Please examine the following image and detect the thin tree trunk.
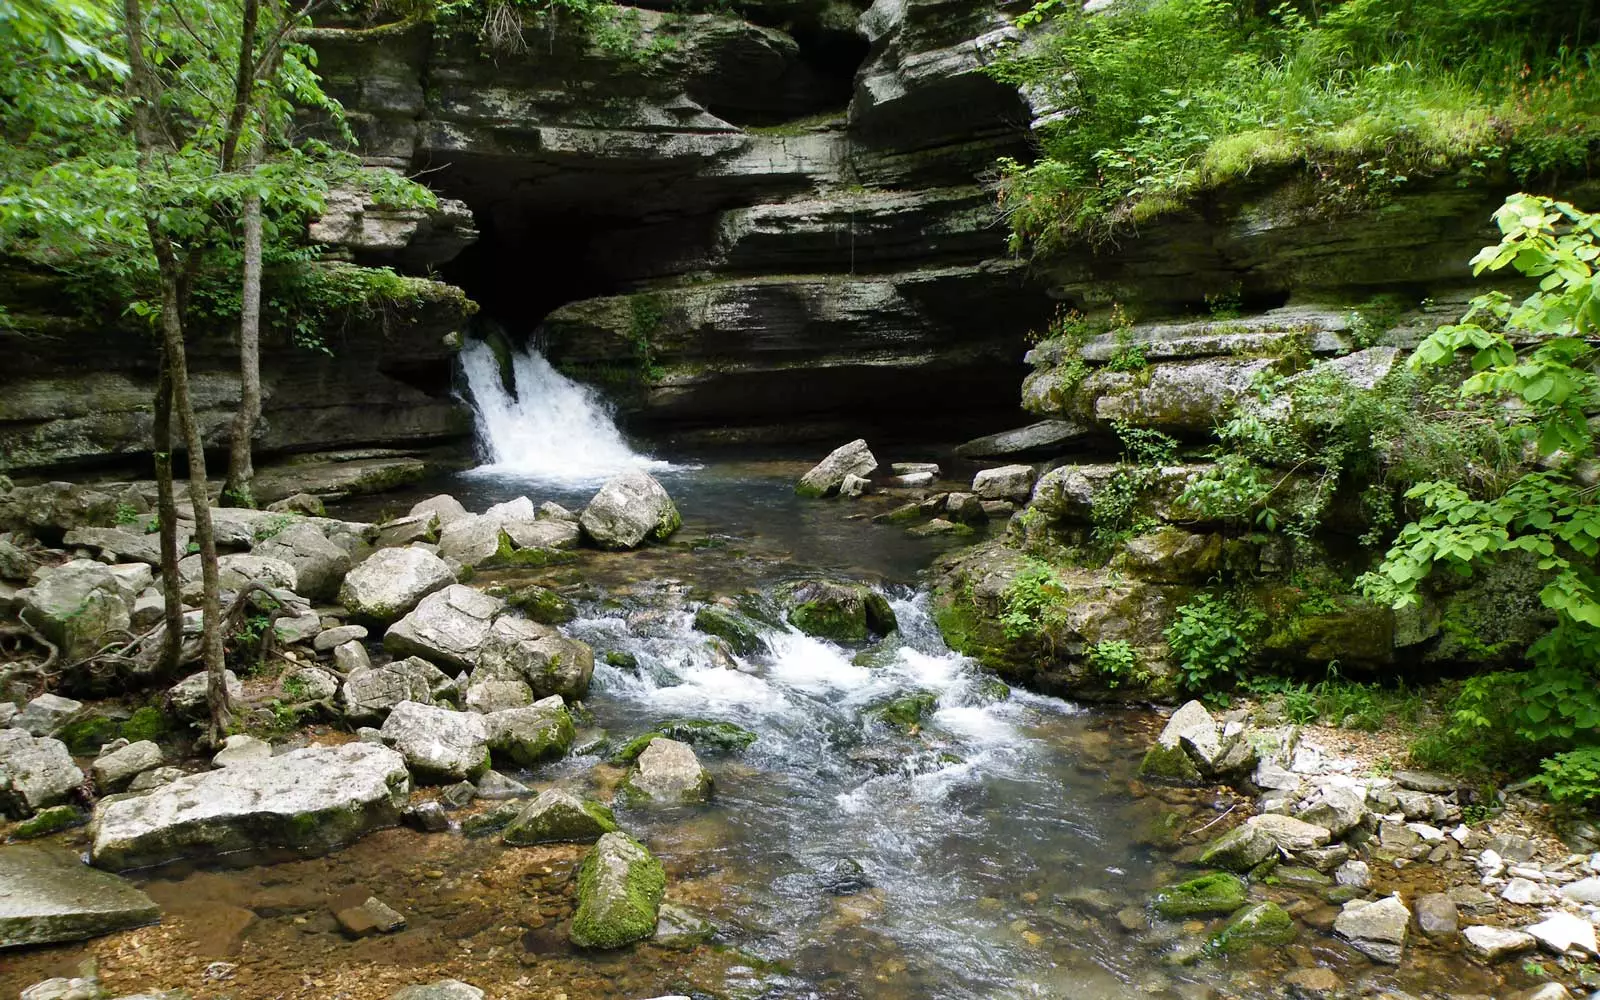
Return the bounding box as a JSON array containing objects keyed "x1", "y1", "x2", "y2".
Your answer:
[
  {"x1": 223, "y1": 186, "x2": 262, "y2": 506},
  {"x1": 125, "y1": 0, "x2": 230, "y2": 740},
  {"x1": 153, "y1": 352, "x2": 183, "y2": 673}
]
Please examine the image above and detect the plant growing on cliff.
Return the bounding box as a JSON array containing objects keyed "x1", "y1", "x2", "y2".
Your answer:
[{"x1": 1165, "y1": 592, "x2": 1266, "y2": 693}]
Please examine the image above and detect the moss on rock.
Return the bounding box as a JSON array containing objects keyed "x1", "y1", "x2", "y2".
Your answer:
[
  {"x1": 1152, "y1": 872, "x2": 1247, "y2": 918},
  {"x1": 502, "y1": 585, "x2": 577, "y2": 624},
  {"x1": 569, "y1": 832, "x2": 667, "y2": 950},
  {"x1": 13, "y1": 804, "x2": 86, "y2": 839},
  {"x1": 1138, "y1": 743, "x2": 1203, "y2": 784},
  {"x1": 1207, "y1": 901, "x2": 1297, "y2": 954},
  {"x1": 869, "y1": 691, "x2": 939, "y2": 731},
  {"x1": 692, "y1": 605, "x2": 766, "y2": 656}
]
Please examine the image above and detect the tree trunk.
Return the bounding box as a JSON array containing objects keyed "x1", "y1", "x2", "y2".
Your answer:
[
  {"x1": 153, "y1": 352, "x2": 183, "y2": 673},
  {"x1": 223, "y1": 187, "x2": 262, "y2": 507}
]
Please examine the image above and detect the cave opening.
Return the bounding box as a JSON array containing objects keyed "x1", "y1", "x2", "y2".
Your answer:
[{"x1": 696, "y1": 21, "x2": 870, "y2": 126}]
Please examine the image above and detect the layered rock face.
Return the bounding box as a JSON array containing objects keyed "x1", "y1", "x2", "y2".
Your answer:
[{"x1": 312, "y1": 0, "x2": 1048, "y2": 444}]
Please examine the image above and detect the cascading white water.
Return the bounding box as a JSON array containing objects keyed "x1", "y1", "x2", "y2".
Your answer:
[{"x1": 458, "y1": 338, "x2": 667, "y2": 481}]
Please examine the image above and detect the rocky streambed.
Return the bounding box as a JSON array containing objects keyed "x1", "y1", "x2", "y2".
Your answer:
[{"x1": 0, "y1": 456, "x2": 1592, "y2": 1000}]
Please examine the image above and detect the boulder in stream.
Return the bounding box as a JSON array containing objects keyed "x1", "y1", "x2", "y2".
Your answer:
[
  {"x1": 569, "y1": 832, "x2": 666, "y2": 949},
  {"x1": 484, "y1": 697, "x2": 575, "y2": 767},
  {"x1": 503, "y1": 788, "x2": 618, "y2": 846},
  {"x1": 1206, "y1": 901, "x2": 1297, "y2": 953},
  {"x1": 579, "y1": 472, "x2": 681, "y2": 550},
  {"x1": 620, "y1": 738, "x2": 712, "y2": 805},
  {"x1": 0, "y1": 844, "x2": 160, "y2": 948},
  {"x1": 339, "y1": 546, "x2": 455, "y2": 623},
  {"x1": 380, "y1": 701, "x2": 492, "y2": 783},
  {"x1": 778, "y1": 580, "x2": 898, "y2": 643},
  {"x1": 0, "y1": 730, "x2": 85, "y2": 818},
  {"x1": 1334, "y1": 894, "x2": 1410, "y2": 963},
  {"x1": 342, "y1": 656, "x2": 458, "y2": 725},
  {"x1": 1151, "y1": 872, "x2": 1247, "y2": 918},
  {"x1": 89, "y1": 742, "x2": 411, "y2": 870},
  {"x1": 795, "y1": 439, "x2": 878, "y2": 498}
]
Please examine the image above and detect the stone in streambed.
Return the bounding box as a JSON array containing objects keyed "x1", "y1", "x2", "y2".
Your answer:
[
  {"x1": 1461, "y1": 924, "x2": 1536, "y2": 961},
  {"x1": 579, "y1": 472, "x2": 681, "y2": 550},
  {"x1": 383, "y1": 584, "x2": 503, "y2": 671},
  {"x1": 391, "y1": 982, "x2": 483, "y2": 1000},
  {"x1": 1334, "y1": 894, "x2": 1409, "y2": 964},
  {"x1": 569, "y1": 832, "x2": 666, "y2": 950},
  {"x1": 341, "y1": 656, "x2": 457, "y2": 725},
  {"x1": 1198, "y1": 823, "x2": 1278, "y2": 872},
  {"x1": 335, "y1": 895, "x2": 406, "y2": 937},
  {"x1": 88, "y1": 742, "x2": 410, "y2": 870},
  {"x1": 868, "y1": 691, "x2": 938, "y2": 731},
  {"x1": 1207, "y1": 901, "x2": 1296, "y2": 953},
  {"x1": 339, "y1": 547, "x2": 455, "y2": 623},
  {"x1": 503, "y1": 789, "x2": 618, "y2": 846},
  {"x1": 91, "y1": 741, "x2": 163, "y2": 792},
  {"x1": 0, "y1": 844, "x2": 160, "y2": 948},
  {"x1": 380, "y1": 701, "x2": 490, "y2": 783},
  {"x1": 778, "y1": 580, "x2": 898, "y2": 643},
  {"x1": 1151, "y1": 872, "x2": 1247, "y2": 918},
  {"x1": 692, "y1": 605, "x2": 766, "y2": 656},
  {"x1": 12, "y1": 805, "x2": 86, "y2": 840},
  {"x1": 0, "y1": 730, "x2": 84, "y2": 818},
  {"x1": 620, "y1": 738, "x2": 712, "y2": 805},
  {"x1": 796, "y1": 440, "x2": 877, "y2": 498},
  {"x1": 483, "y1": 697, "x2": 574, "y2": 767}
]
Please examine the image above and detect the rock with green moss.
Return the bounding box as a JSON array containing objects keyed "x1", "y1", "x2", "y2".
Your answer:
[
  {"x1": 578, "y1": 472, "x2": 681, "y2": 550},
  {"x1": 608, "y1": 732, "x2": 663, "y2": 766},
  {"x1": 483, "y1": 697, "x2": 575, "y2": 768},
  {"x1": 779, "y1": 580, "x2": 898, "y2": 643},
  {"x1": 1198, "y1": 823, "x2": 1279, "y2": 872},
  {"x1": 652, "y1": 719, "x2": 758, "y2": 754},
  {"x1": 502, "y1": 788, "x2": 618, "y2": 846},
  {"x1": 796, "y1": 439, "x2": 877, "y2": 498},
  {"x1": 500, "y1": 585, "x2": 576, "y2": 624},
  {"x1": 118, "y1": 706, "x2": 171, "y2": 744},
  {"x1": 619, "y1": 738, "x2": 712, "y2": 805},
  {"x1": 1152, "y1": 872, "x2": 1247, "y2": 918},
  {"x1": 869, "y1": 691, "x2": 938, "y2": 731},
  {"x1": 1207, "y1": 901, "x2": 1297, "y2": 954},
  {"x1": 51, "y1": 713, "x2": 122, "y2": 756},
  {"x1": 692, "y1": 605, "x2": 767, "y2": 656},
  {"x1": 569, "y1": 831, "x2": 666, "y2": 949},
  {"x1": 12, "y1": 804, "x2": 86, "y2": 840},
  {"x1": 1138, "y1": 743, "x2": 1203, "y2": 783}
]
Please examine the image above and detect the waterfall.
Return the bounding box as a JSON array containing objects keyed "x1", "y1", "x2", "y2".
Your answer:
[{"x1": 458, "y1": 338, "x2": 665, "y2": 481}]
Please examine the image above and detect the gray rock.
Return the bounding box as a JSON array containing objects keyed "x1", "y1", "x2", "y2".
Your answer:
[
  {"x1": 377, "y1": 514, "x2": 438, "y2": 548},
  {"x1": 1138, "y1": 699, "x2": 1213, "y2": 781},
  {"x1": 91, "y1": 742, "x2": 163, "y2": 792},
  {"x1": 796, "y1": 439, "x2": 878, "y2": 498},
  {"x1": 579, "y1": 472, "x2": 682, "y2": 550},
  {"x1": 569, "y1": 832, "x2": 665, "y2": 949},
  {"x1": 338, "y1": 547, "x2": 455, "y2": 623},
  {"x1": 839, "y1": 473, "x2": 871, "y2": 498},
  {"x1": 314, "y1": 624, "x2": 368, "y2": 651},
  {"x1": 1247, "y1": 813, "x2": 1332, "y2": 852},
  {"x1": 0, "y1": 844, "x2": 160, "y2": 948},
  {"x1": 406, "y1": 495, "x2": 469, "y2": 528},
  {"x1": 402, "y1": 800, "x2": 451, "y2": 833},
  {"x1": 1334, "y1": 859, "x2": 1370, "y2": 888},
  {"x1": 473, "y1": 770, "x2": 529, "y2": 800},
  {"x1": 126, "y1": 767, "x2": 185, "y2": 794},
  {"x1": 1525, "y1": 910, "x2": 1598, "y2": 955},
  {"x1": 334, "y1": 639, "x2": 371, "y2": 674},
  {"x1": 500, "y1": 517, "x2": 580, "y2": 553},
  {"x1": 1198, "y1": 822, "x2": 1279, "y2": 872},
  {"x1": 383, "y1": 584, "x2": 503, "y2": 671},
  {"x1": 14, "y1": 694, "x2": 84, "y2": 737},
  {"x1": 435, "y1": 514, "x2": 506, "y2": 569},
  {"x1": 971, "y1": 464, "x2": 1036, "y2": 501},
  {"x1": 184, "y1": 552, "x2": 298, "y2": 599},
  {"x1": 463, "y1": 678, "x2": 533, "y2": 714},
  {"x1": 211, "y1": 734, "x2": 273, "y2": 767},
  {"x1": 474, "y1": 619, "x2": 594, "y2": 702},
  {"x1": 621, "y1": 738, "x2": 711, "y2": 805},
  {"x1": 165, "y1": 670, "x2": 244, "y2": 719},
  {"x1": 1489, "y1": 832, "x2": 1538, "y2": 862},
  {"x1": 1517, "y1": 985, "x2": 1572, "y2": 1000},
  {"x1": 944, "y1": 492, "x2": 986, "y2": 524},
  {"x1": 1563, "y1": 876, "x2": 1600, "y2": 904},
  {"x1": 342, "y1": 656, "x2": 456, "y2": 724},
  {"x1": 336, "y1": 895, "x2": 406, "y2": 936},
  {"x1": 280, "y1": 664, "x2": 339, "y2": 703},
  {"x1": 391, "y1": 981, "x2": 483, "y2": 1000},
  {"x1": 255, "y1": 523, "x2": 351, "y2": 601},
  {"x1": 1296, "y1": 782, "x2": 1369, "y2": 837},
  {"x1": 273, "y1": 610, "x2": 323, "y2": 646},
  {"x1": 0, "y1": 730, "x2": 84, "y2": 818},
  {"x1": 379, "y1": 701, "x2": 490, "y2": 783},
  {"x1": 483, "y1": 697, "x2": 575, "y2": 767},
  {"x1": 1502, "y1": 877, "x2": 1553, "y2": 906},
  {"x1": 502, "y1": 788, "x2": 618, "y2": 846},
  {"x1": 953, "y1": 420, "x2": 1091, "y2": 459},
  {"x1": 16, "y1": 560, "x2": 143, "y2": 659},
  {"x1": 89, "y1": 742, "x2": 411, "y2": 870},
  {"x1": 886, "y1": 471, "x2": 935, "y2": 488},
  {"x1": 61, "y1": 525, "x2": 181, "y2": 567},
  {"x1": 1392, "y1": 769, "x2": 1458, "y2": 794},
  {"x1": 1461, "y1": 924, "x2": 1537, "y2": 961},
  {"x1": 19, "y1": 975, "x2": 102, "y2": 1000},
  {"x1": 1413, "y1": 892, "x2": 1459, "y2": 938},
  {"x1": 537, "y1": 501, "x2": 576, "y2": 522},
  {"x1": 1334, "y1": 894, "x2": 1409, "y2": 964}
]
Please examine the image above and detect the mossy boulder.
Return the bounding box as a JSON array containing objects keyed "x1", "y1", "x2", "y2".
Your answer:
[
  {"x1": 569, "y1": 832, "x2": 666, "y2": 950},
  {"x1": 12, "y1": 804, "x2": 87, "y2": 840},
  {"x1": 500, "y1": 585, "x2": 577, "y2": 624},
  {"x1": 484, "y1": 698, "x2": 576, "y2": 768},
  {"x1": 1198, "y1": 823, "x2": 1279, "y2": 872},
  {"x1": 869, "y1": 691, "x2": 938, "y2": 731},
  {"x1": 692, "y1": 605, "x2": 767, "y2": 656},
  {"x1": 52, "y1": 713, "x2": 121, "y2": 756},
  {"x1": 609, "y1": 732, "x2": 664, "y2": 766},
  {"x1": 779, "y1": 580, "x2": 898, "y2": 643},
  {"x1": 608, "y1": 719, "x2": 757, "y2": 766},
  {"x1": 1151, "y1": 872, "x2": 1247, "y2": 918},
  {"x1": 1137, "y1": 743, "x2": 1202, "y2": 783},
  {"x1": 1207, "y1": 901, "x2": 1297, "y2": 954},
  {"x1": 502, "y1": 789, "x2": 618, "y2": 846}
]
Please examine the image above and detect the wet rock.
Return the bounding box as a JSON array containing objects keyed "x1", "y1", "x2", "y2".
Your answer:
[
  {"x1": 91, "y1": 741, "x2": 162, "y2": 792},
  {"x1": 338, "y1": 547, "x2": 455, "y2": 623},
  {"x1": 778, "y1": 580, "x2": 898, "y2": 642},
  {"x1": 1152, "y1": 872, "x2": 1247, "y2": 918},
  {"x1": 654, "y1": 902, "x2": 715, "y2": 950},
  {"x1": 502, "y1": 789, "x2": 618, "y2": 846},
  {"x1": 1525, "y1": 910, "x2": 1598, "y2": 956},
  {"x1": 383, "y1": 584, "x2": 502, "y2": 671},
  {"x1": 380, "y1": 701, "x2": 490, "y2": 784},
  {"x1": 474, "y1": 621, "x2": 594, "y2": 702},
  {"x1": 839, "y1": 474, "x2": 871, "y2": 498},
  {"x1": 1208, "y1": 901, "x2": 1297, "y2": 953},
  {"x1": 868, "y1": 690, "x2": 939, "y2": 731},
  {"x1": 1413, "y1": 892, "x2": 1459, "y2": 938},
  {"x1": 907, "y1": 517, "x2": 971, "y2": 538},
  {"x1": 816, "y1": 857, "x2": 872, "y2": 895},
  {"x1": 483, "y1": 698, "x2": 575, "y2": 767},
  {"x1": 796, "y1": 440, "x2": 878, "y2": 498},
  {"x1": 1248, "y1": 813, "x2": 1332, "y2": 853},
  {"x1": 886, "y1": 471, "x2": 935, "y2": 488},
  {"x1": 569, "y1": 832, "x2": 666, "y2": 950},
  {"x1": 342, "y1": 657, "x2": 457, "y2": 725},
  {"x1": 1334, "y1": 859, "x2": 1370, "y2": 888},
  {"x1": 402, "y1": 800, "x2": 450, "y2": 833},
  {"x1": 1462, "y1": 924, "x2": 1538, "y2": 962},
  {"x1": 14, "y1": 694, "x2": 84, "y2": 738},
  {"x1": 0, "y1": 844, "x2": 160, "y2": 947},
  {"x1": 1281, "y1": 967, "x2": 1341, "y2": 998},
  {"x1": 463, "y1": 677, "x2": 533, "y2": 715},
  {"x1": 12, "y1": 804, "x2": 85, "y2": 839},
  {"x1": 391, "y1": 982, "x2": 483, "y2": 1000},
  {"x1": 89, "y1": 743, "x2": 410, "y2": 870},
  {"x1": 621, "y1": 738, "x2": 712, "y2": 805},
  {"x1": 335, "y1": 896, "x2": 406, "y2": 937},
  {"x1": 255, "y1": 523, "x2": 351, "y2": 601},
  {"x1": 212, "y1": 735, "x2": 272, "y2": 768},
  {"x1": 944, "y1": 492, "x2": 986, "y2": 524},
  {"x1": 1199, "y1": 823, "x2": 1279, "y2": 872},
  {"x1": 971, "y1": 464, "x2": 1036, "y2": 502},
  {"x1": 0, "y1": 730, "x2": 84, "y2": 818},
  {"x1": 1298, "y1": 844, "x2": 1350, "y2": 873},
  {"x1": 498, "y1": 584, "x2": 576, "y2": 625},
  {"x1": 1334, "y1": 894, "x2": 1409, "y2": 964},
  {"x1": 579, "y1": 472, "x2": 682, "y2": 549},
  {"x1": 651, "y1": 719, "x2": 759, "y2": 754},
  {"x1": 692, "y1": 605, "x2": 767, "y2": 656}
]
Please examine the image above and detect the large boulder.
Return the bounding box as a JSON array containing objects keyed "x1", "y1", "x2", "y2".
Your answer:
[
  {"x1": 473, "y1": 618, "x2": 594, "y2": 702},
  {"x1": 569, "y1": 832, "x2": 666, "y2": 949},
  {"x1": 89, "y1": 742, "x2": 411, "y2": 870},
  {"x1": 379, "y1": 701, "x2": 491, "y2": 783},
  {"x1": 502, "y1": 789, "x2": 618, "y2": 846},
  {"x1": 0, "y1": 844, "x2": 160, "y2": 948},
  {"x1": 483, "y1": 697, "x2": 575, "y2": 767},
  {"x1": 1334, "y1": 894, "x2": 1409, "y2": 964},
  {"x1": 620, "y1": 738, "x2": 712, "y2": 805},
  {"x1": 579, "y1": 472, "x2": 682, "y2": 550},
  {"x1": 0, "y1": 731, "x2": 84, "y2": 818},
  {"x1": 90, "y1": 741, "x2": 163, "y2": 792},
  {"x1": 339, "y1": 547, "x2": 455, "y2": 623},
  {"x1": 165, "y1": 670, "x2": 245, "y2": 720},
  {"x1": 796, "y1": 440, "x2": 878, "y2": 498},
  {"x1": 971, "y1": 464, "x2": 1036, "y2": 502},
  {"x1": 778, "y1": 580, "x2": 898, "y2": 643},
  {"x1": 383, "y1": 585, "x2": 503, "y2": 671},
  {"x1": 254, "y1": 523, "x2": 352, "y2": 601},
  {"x1": 408, "y1": 495, "x2": 469, "y2": 528},
  {"x1": 17, "y1": 560, "x2": 149, "y2": 659}
]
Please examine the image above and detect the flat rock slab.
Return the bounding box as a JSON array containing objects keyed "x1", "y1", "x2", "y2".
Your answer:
[
  {"x1": 0, "y1": 844, "x2": 160, "y2": 948},
  {"x1": 91, "y1": 743, "x2": 411, "y2": 871}
]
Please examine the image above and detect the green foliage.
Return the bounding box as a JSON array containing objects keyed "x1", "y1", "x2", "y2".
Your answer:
[
  {"x1": 431, "y1": 0, "x2": 675, "y2": 64},
  {"x1": 1165, "y1": 592, "x2": 1266, "y2": 692},
  {"x1": 990, "y1": 0, "x2": 1600, "y2": 251},
  {"x1": 627, "y1": 293, "x2": 667, "y2": 381},
  {"x1": 999, "y1": 560, "x2": 1068, "y2": 641},
  {"x1": 1086, "y1": 638, "x2": 1147, "y2": 688},
  {"x1": 1528, "y1": 747, "x2": 1600, "y2": 805},
  {"x1": 113, "y1": 502, "x2": 139, "y2": 525}
]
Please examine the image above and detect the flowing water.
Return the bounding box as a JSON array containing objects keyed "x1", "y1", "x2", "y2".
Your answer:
[{"x1": 0, "y1": 344, "x2": 1518, "y2": 999}]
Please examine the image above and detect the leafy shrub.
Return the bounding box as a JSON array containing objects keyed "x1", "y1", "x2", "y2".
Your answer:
[
  {"x1": 1086, "y1": 639, "x2": 1146, "y2": 688},
  {"x1": 1165, "y1": 592, "x2": 1266, "y2": 693},
  {"x1": 1529, "y1": 748, "x2": 1600, "y2": 806},
  {"x1": 999, "y1": 561, "x2": 1069, "y2": 641}
]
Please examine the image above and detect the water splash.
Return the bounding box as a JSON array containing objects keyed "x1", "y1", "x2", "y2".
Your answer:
[{"x1": 458, "y1": 338, "x2": 670, "y2": 482}]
